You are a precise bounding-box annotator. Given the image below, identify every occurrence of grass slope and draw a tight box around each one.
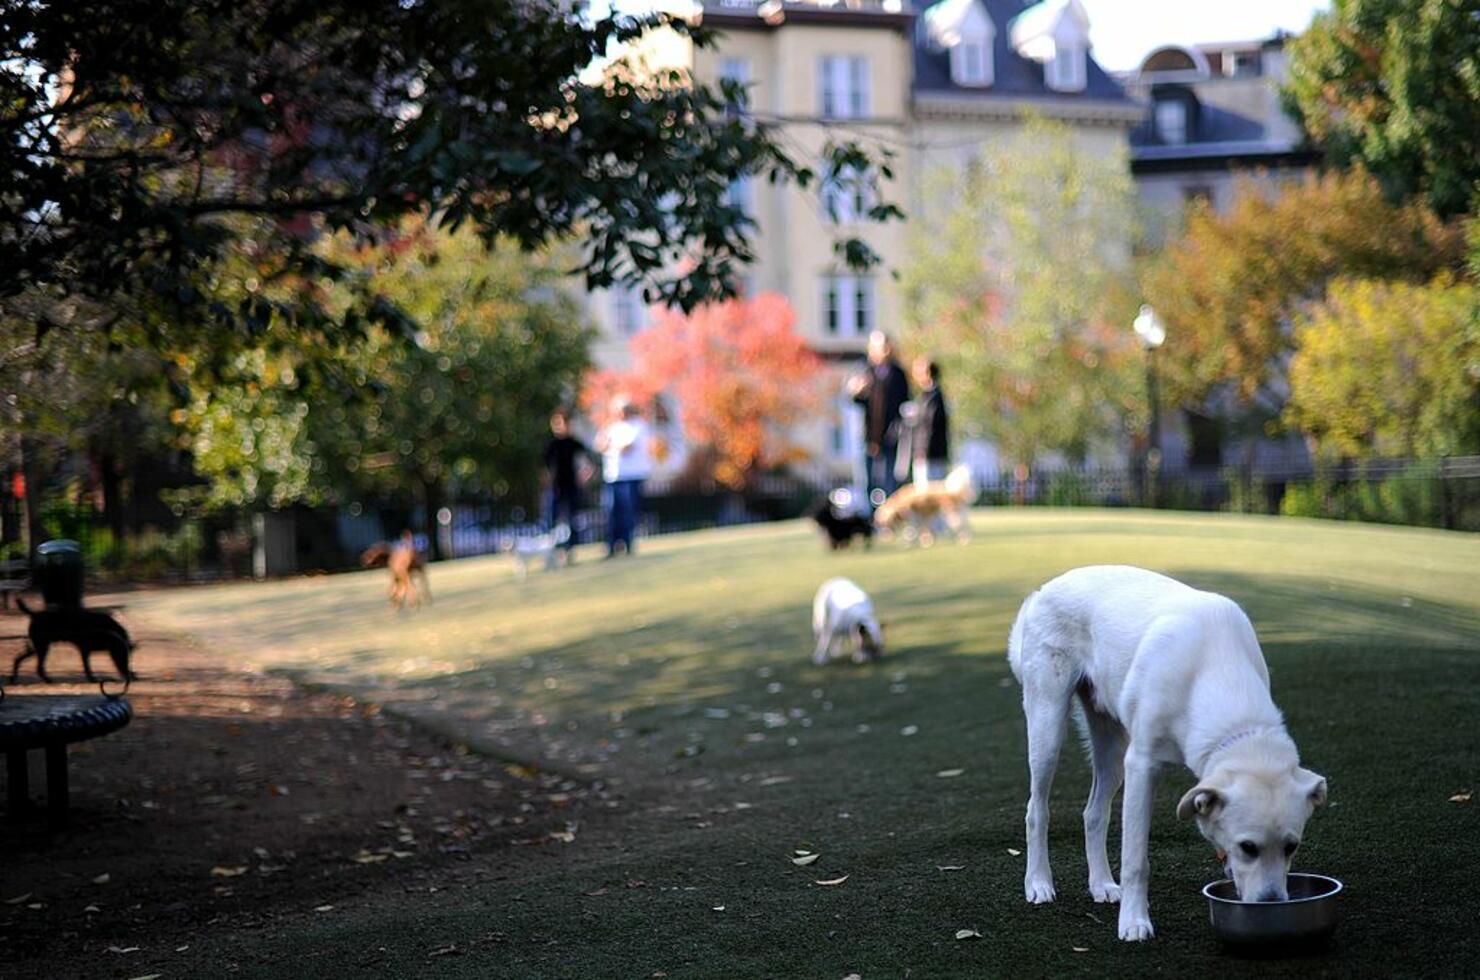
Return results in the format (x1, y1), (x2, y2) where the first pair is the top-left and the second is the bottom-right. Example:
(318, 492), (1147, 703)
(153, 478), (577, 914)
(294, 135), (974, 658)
(129, 510), (1480, 978)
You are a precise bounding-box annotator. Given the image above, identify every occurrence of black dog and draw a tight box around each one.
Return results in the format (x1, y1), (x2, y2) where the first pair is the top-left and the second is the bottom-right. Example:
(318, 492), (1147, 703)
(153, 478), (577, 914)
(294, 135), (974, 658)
(11, 598), (135, 685)
(811, 500), (874, 551)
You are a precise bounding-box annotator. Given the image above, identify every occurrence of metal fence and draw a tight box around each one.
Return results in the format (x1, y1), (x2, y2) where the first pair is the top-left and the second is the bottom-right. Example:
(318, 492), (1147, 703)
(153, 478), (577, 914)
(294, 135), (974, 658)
(9, 457), (1477, 584)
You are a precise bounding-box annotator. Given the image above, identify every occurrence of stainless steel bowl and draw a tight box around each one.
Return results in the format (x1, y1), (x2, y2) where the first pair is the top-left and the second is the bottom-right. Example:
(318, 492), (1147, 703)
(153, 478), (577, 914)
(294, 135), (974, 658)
(1203, 873), (1343, 952)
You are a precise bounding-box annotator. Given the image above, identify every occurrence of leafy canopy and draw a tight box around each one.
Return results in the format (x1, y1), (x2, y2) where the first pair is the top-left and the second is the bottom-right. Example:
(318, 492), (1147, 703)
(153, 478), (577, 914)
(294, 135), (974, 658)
(1, 0), (896, 351)
(900, 118), (1142, 466)
(1283, 0), (1480, 217)
(584, 294), (822, 489)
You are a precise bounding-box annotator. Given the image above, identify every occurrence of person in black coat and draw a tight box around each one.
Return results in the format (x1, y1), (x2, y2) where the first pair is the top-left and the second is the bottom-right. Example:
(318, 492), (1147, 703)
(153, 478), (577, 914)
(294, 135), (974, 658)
(896, 357), (951, 485)
(846, 331), (911, 507)
(542, 408), (590, 560)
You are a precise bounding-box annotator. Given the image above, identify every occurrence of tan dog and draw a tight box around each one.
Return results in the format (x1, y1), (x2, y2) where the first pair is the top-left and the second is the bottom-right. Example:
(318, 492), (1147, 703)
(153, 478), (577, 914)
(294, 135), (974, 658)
(873, 465), (975, 546)
(361, 531), (432, 609)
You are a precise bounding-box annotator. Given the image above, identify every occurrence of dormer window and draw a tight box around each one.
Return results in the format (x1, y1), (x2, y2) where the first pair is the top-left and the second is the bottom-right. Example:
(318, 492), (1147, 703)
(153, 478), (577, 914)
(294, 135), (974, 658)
(924, 0), (995, 88)
(1047, 43), (1085, 92)
(952, 35), (992, 86)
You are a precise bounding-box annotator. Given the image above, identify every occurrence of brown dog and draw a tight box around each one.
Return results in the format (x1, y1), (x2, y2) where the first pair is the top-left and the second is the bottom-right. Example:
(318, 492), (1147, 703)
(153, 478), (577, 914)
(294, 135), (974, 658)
(873, 466), (976, 546)
(361, 531), (431, 609)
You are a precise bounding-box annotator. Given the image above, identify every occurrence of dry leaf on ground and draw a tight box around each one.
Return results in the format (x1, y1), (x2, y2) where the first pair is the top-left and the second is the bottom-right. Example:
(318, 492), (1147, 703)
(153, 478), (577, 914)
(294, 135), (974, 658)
(92, 873), (111, 885)
(210, 866), (248, 877)
(955, 928), (982, 940)
(314, 904), (335, 913)
(937, 865), (965, 872)
(815, 875), (849, 886)
(936, 769), (964, 778)
(792, 853), (820, 866)
(1450, 791), (1472, 802)
(1072, 946), (1089, 952)
(1006, 848), (1021, 856)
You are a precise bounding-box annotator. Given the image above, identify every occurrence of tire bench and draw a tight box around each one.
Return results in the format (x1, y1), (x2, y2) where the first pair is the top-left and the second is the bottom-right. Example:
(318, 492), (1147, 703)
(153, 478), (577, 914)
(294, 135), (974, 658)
(1, 694), (132, 826)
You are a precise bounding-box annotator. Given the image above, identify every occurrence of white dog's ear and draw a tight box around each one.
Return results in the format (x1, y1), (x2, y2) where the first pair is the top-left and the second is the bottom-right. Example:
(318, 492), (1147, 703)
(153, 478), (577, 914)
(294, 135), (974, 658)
(1297, 768), (1328, 808)
(1176, 784), (1225, 821)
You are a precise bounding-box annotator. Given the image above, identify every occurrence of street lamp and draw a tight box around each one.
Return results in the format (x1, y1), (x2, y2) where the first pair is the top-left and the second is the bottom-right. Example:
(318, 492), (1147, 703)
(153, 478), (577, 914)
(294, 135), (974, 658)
(1133, 305), (1166, 507)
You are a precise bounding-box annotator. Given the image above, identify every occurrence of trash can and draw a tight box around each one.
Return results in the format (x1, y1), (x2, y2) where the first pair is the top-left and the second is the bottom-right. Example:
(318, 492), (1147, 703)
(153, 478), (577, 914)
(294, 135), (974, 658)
(34, 539), (84, 609)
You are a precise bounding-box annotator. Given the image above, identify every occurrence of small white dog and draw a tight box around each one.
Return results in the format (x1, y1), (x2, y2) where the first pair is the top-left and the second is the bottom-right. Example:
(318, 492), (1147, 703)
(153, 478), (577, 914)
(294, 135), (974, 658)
(507, 525), (571, 579)
(812, 578), (884, 665)
(1008, 565), (1327, 942)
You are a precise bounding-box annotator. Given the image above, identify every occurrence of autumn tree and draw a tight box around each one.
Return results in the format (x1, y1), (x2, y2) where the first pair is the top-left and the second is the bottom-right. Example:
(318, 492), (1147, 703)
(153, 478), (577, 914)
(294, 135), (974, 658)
(1287, 275), (1480, 459)
(584, 295), (822, 489)
(900, 118), (1143, 466)
(180, 220), (590, 555)
(1140, 168), (1464, 443)
(1284, 0), (1480, 218)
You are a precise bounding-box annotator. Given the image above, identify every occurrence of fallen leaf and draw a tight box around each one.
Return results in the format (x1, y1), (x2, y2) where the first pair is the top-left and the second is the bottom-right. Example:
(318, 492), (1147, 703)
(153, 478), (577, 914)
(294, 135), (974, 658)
(211, 866), (248, 878)
(1006, 848), (1021, 857)
(815, 875), (850, 886)
(430, 944), (460, 956)
(315, 904), (335, 913)
(791, 853), (821, 866)
(84, 904), (101, 913)
(844, 975), (863, 980)
(127, 975), (162, 980)
(354, 851), (389, 864)
(936, 769), (965, 778)
(175, 945), (190, 952)
(900, 725), (919, 736)
(26, 903), (43, 910)
(583, 888), (609, 897)
(1072, 946), (1090, 953)
(1450, 791), (1472, 803)
(712, 905), (726, 911)
(549, 830), (576, 843)
(5, 893), (32, 905)
(955, 928), (982, 940)
(92, 873), (111, 885)
(937, 865), (965, 872)
(107, 946), (141, 954)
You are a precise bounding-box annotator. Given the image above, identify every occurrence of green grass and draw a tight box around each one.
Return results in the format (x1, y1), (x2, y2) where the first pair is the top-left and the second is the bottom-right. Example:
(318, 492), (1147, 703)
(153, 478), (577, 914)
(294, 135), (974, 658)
(129, 510), (1480, 977)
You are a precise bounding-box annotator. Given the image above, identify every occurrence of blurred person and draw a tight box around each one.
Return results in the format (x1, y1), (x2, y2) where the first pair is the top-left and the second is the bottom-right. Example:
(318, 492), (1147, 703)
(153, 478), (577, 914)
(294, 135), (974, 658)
(596, 396), (652, 557)
(846, 331), (910, 509)
(896, 357), (951, 487)
(542, 408), (590, 563)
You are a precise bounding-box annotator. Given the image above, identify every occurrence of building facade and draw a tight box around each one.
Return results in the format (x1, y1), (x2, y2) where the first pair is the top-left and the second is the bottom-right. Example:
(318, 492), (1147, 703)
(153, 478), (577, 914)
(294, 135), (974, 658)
(589, 0), (1140, 482)
(1122, 34), (1321, 231)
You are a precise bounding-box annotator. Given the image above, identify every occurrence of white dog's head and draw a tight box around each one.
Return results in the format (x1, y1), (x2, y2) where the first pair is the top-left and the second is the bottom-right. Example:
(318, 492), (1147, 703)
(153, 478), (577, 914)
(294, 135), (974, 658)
(1178, 765), (1327, 902)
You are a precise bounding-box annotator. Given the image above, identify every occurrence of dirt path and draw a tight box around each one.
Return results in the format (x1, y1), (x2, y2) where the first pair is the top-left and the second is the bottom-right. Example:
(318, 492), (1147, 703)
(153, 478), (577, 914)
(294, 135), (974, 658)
(0, 608), (602, 978)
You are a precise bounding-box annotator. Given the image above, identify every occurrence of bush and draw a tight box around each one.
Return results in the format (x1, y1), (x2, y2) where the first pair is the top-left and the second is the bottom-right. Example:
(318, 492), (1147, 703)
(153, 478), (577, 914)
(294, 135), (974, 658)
(1278, 463), (1447, 528)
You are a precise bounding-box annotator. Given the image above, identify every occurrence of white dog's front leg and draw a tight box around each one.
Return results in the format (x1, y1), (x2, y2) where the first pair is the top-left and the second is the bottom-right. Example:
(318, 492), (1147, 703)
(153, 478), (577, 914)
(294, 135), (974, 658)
(812, 620), (835, 665)
(1117, 753), (1157, 940)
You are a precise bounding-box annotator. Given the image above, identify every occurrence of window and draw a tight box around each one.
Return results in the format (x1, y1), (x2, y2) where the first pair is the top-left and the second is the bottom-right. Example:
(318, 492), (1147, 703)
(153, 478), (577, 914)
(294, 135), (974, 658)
(822, 275), (874, 336)
(720, 58), (751, 118)
(818, 56), (870, 119)
(1227, 51), (1260, 77)
(952, 37), (992, 87)
(1046, 43), (1085, 92)
(611, 286), (645, 337)
(1155, 98), (1188, 144)
(821, 167), (872, 224)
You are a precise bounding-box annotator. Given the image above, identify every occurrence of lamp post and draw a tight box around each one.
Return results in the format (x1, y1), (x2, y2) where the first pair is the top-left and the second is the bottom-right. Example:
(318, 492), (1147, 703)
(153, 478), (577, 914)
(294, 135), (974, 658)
(1133, 304), (1166, 507)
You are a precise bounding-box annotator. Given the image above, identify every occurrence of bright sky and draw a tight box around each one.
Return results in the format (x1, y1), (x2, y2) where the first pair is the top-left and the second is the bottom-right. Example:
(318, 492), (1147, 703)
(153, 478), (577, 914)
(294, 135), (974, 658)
(1078, 0), (1330, 72)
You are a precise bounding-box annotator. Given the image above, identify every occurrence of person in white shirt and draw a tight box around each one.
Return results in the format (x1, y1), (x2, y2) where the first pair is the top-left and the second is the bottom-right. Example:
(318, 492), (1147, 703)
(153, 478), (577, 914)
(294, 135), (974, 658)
(596, 396), (652, 557)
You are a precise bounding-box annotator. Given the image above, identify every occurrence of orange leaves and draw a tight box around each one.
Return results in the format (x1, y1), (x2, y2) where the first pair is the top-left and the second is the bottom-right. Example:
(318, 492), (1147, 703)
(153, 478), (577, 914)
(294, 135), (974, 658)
(582, 294), (822, 487)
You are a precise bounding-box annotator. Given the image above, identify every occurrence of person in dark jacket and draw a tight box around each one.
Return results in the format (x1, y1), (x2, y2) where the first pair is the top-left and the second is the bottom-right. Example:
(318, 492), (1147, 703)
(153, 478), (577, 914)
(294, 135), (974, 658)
(542, 408), (590, 561)
(847, 330), (911, 508)
(896, 357), (951, 486)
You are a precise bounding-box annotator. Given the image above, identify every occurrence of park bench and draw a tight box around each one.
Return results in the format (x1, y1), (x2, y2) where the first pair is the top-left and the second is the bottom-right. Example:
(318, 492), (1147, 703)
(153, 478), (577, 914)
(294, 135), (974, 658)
(0, 559), (29, 611)
(0, 693), (132, 827)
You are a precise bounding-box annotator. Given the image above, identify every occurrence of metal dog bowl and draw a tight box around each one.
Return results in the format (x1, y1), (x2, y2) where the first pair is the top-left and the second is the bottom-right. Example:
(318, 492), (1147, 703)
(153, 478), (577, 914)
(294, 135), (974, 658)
(1203, 873), (1342, 952)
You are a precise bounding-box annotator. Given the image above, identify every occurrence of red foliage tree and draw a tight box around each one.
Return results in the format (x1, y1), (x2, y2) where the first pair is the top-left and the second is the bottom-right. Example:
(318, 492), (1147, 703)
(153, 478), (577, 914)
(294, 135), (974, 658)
(583, 294), (823, 488)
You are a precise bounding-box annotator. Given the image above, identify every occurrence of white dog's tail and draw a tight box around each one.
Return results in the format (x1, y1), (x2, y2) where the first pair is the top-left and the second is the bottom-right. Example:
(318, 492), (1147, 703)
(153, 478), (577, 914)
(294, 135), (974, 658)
(945, 464), (976, 502)
(1007, 589), (1039, 684)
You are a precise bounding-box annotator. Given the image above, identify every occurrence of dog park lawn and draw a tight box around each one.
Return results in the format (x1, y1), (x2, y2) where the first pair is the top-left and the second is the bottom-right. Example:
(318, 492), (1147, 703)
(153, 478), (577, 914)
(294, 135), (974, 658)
(119, 510), (1479, 977)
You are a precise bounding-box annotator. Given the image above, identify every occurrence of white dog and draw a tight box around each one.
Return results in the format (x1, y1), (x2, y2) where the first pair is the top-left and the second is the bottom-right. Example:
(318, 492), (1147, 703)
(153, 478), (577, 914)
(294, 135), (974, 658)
(1008, 565), (1327, 941)
(812, 578), (884, 665)
(507, 524), (571, 579)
